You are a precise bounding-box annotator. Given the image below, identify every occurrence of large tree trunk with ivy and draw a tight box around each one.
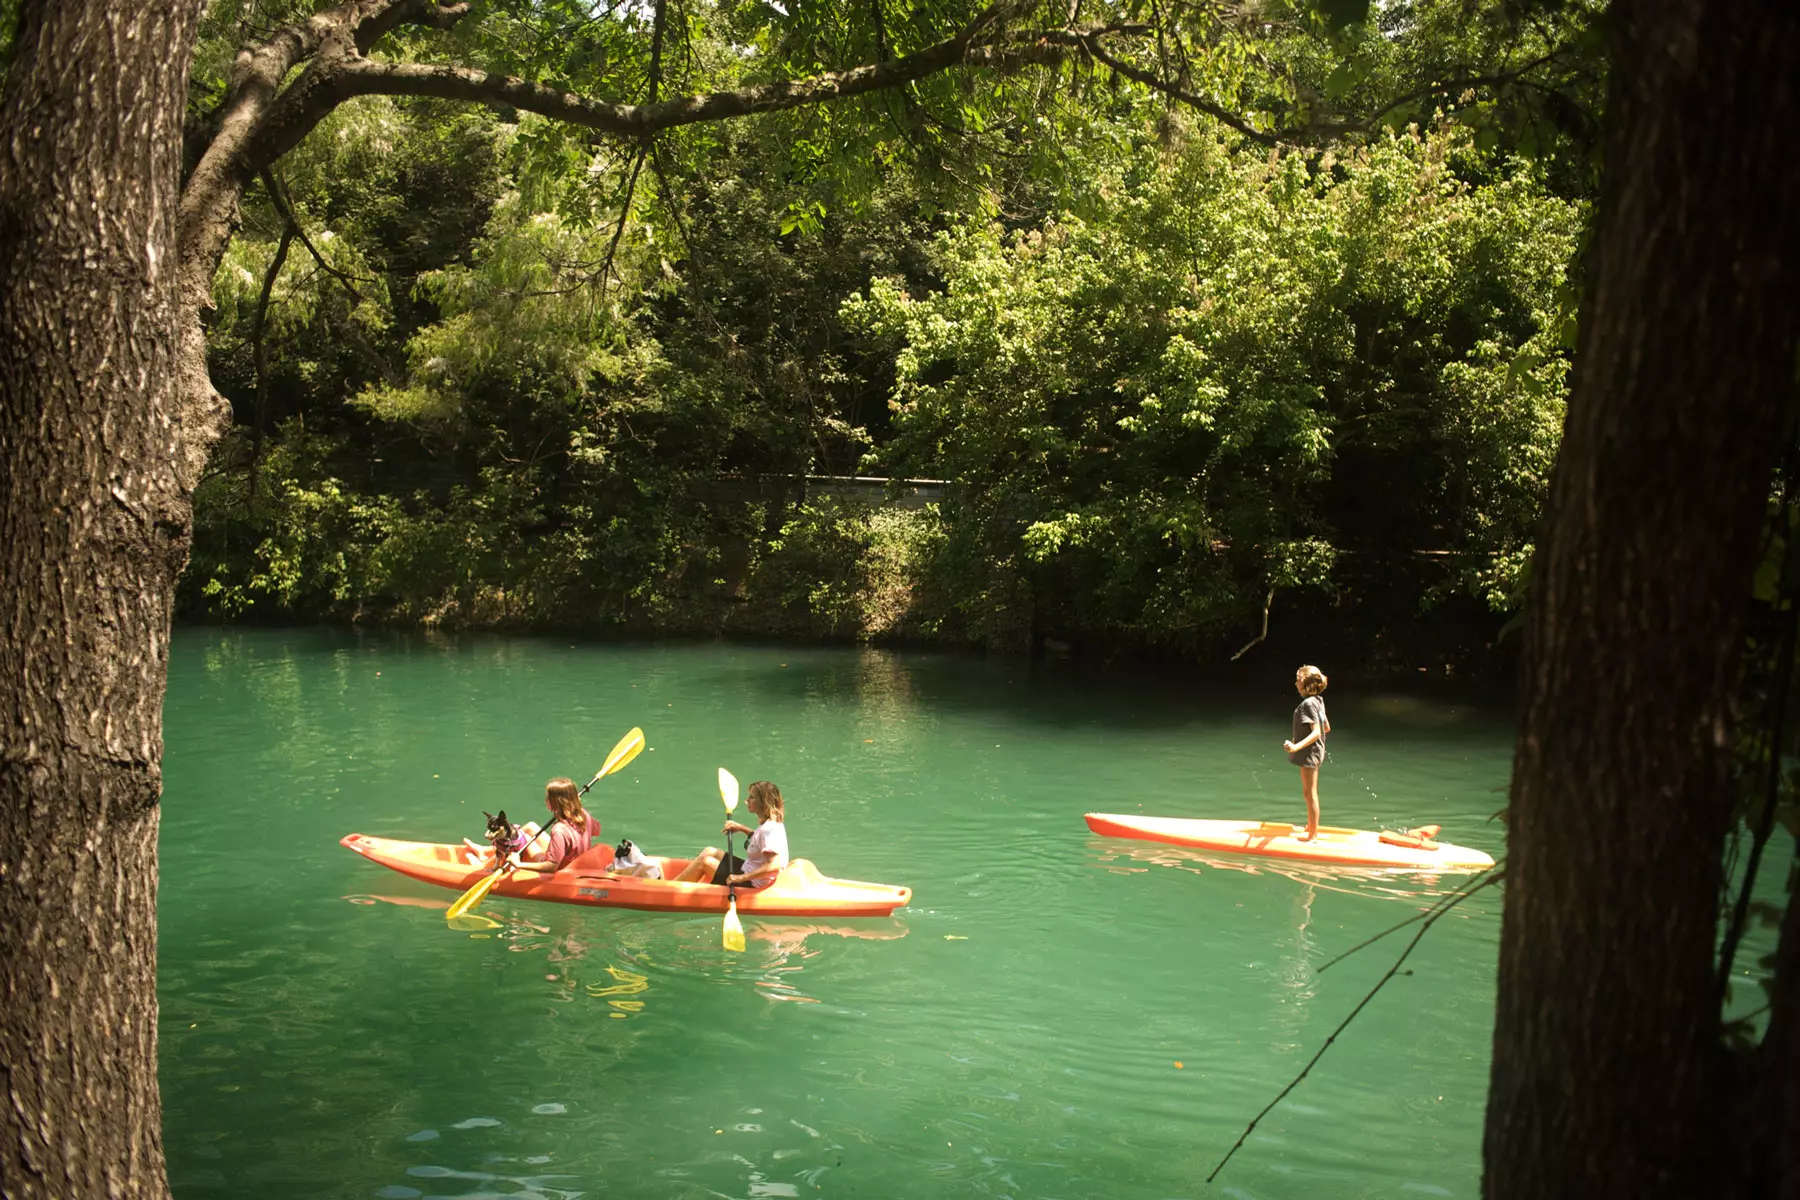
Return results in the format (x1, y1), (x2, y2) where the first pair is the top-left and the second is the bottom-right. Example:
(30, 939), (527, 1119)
(1483, 1), (1800, 1196)
(0, 2), (208, 1195)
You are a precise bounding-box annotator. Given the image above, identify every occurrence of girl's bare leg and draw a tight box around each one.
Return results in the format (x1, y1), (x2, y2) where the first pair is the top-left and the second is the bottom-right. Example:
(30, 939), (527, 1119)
(673, 848), (722, 883)
(1299, 767), (1320, 840)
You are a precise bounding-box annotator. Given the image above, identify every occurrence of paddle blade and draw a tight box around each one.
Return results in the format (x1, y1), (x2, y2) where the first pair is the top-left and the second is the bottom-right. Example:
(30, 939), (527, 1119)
(602, 727), (646, 777)
(584, 727), (647, 793)
(723, 894), (746, 953)
(446, 869), (503, 921)
(718, 767), (739, 814)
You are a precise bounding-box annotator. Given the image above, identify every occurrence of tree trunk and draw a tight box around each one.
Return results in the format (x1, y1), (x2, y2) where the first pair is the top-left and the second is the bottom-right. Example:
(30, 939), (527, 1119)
(1484, 1), (1800, 1197)
(0, 2), (207, 1196)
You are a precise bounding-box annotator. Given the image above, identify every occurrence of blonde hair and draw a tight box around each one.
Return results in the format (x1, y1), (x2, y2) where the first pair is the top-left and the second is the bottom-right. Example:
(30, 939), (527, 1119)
(747, 780), (785, 822)
(1296, 665), (1329, 696)
(544, 777), (589, 829)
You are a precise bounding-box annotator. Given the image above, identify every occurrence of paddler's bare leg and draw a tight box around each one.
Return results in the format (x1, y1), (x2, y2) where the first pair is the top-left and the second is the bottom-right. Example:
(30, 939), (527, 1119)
(673, 847), (723, 883)
(1299, 767), (1321, 840)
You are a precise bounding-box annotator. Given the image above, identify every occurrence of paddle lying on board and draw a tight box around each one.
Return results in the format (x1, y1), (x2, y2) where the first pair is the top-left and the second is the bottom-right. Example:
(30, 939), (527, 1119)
(445, 726), (647, 922)
(719, 766), (746, 953)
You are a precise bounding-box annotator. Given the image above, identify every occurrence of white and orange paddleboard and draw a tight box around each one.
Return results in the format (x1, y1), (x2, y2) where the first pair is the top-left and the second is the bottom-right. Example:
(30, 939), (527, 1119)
(1084, 813), (1495, 872)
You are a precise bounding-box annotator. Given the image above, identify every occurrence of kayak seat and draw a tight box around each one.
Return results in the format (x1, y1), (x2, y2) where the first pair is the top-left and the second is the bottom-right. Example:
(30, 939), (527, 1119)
(567, 843), (617, 873)
(777, 859), (824, 888)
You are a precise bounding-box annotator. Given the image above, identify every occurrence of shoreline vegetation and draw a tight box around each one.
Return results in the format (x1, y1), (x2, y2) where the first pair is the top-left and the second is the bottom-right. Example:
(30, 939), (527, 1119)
(178, 480), (1518, 689)
(184, 119), (1580, 687)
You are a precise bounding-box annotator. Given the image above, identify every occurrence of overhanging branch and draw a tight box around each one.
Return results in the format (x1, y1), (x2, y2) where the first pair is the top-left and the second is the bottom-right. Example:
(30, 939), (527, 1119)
(1080, 28), (1277, 144)
(244, 4), (1138, 173)
(333, 25), (1074, 136)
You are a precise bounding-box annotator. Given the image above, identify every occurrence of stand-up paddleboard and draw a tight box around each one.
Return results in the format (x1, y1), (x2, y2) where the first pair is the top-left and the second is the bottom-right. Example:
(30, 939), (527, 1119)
(1084, 813), (1496, 872)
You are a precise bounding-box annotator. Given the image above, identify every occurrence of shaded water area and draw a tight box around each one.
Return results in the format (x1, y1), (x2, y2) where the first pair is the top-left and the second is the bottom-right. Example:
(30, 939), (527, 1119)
(161, 628), (1515, 1199)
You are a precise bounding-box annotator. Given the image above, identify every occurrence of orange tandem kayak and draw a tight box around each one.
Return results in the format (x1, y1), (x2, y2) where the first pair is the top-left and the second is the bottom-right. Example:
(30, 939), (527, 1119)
(1084, 813), (1496, 872)
(340, 834), (912, 917)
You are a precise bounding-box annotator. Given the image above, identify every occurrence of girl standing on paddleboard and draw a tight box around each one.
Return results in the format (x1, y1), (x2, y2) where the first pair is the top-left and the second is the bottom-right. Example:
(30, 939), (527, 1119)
(1283, 666), (1331, 841)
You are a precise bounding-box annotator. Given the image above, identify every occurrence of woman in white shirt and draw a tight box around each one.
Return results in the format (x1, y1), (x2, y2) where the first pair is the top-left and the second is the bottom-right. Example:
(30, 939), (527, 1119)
(672, 780), (789, 888)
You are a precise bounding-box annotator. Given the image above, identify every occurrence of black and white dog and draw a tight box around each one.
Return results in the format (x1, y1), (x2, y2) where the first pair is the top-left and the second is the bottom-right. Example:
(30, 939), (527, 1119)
(612, 837), (663, 879)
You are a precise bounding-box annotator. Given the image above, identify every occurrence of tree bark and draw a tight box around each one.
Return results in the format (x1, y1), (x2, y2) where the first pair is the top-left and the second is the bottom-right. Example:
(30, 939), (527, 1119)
(1484, 1), (1800, 1197)
(0, 2), (207, 1197)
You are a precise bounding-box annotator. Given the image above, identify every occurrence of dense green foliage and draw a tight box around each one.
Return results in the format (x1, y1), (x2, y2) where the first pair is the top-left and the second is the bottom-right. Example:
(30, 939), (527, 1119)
(182, 0), (1596, 665)
(852, 121), (1579, 653)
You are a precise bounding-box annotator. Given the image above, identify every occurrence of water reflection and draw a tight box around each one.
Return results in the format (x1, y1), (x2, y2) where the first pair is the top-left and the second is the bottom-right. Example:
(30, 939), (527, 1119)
(342, 892), (909, 1014)
(1086, 839), (1500, 913)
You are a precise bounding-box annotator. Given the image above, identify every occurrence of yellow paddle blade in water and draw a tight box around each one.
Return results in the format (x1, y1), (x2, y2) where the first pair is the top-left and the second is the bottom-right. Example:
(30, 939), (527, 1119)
(445, 868), (503, 921)
(723, 893), (746, 953)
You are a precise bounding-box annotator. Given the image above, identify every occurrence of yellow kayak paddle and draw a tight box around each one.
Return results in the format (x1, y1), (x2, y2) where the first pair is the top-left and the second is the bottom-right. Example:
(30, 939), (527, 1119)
(445, 726), (647, 923)
(719, 766), (746, 953)
(583, 726), (646, 797)
(444, 864), (505, 921)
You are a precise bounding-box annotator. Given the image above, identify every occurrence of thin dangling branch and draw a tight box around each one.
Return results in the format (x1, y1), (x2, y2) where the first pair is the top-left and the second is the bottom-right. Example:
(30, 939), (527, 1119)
(1315, 865), (1504, 975)
(1715, 449), (1800, 1010)
(247, 219), (295, 510)
(1207, 870), (1503, 1183)
(1229, 588), (1274, 661)
(596, 0), (666, 293)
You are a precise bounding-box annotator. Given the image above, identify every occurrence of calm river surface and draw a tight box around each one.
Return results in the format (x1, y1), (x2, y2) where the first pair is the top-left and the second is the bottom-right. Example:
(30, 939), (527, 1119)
(160, 627), (1513, 1199)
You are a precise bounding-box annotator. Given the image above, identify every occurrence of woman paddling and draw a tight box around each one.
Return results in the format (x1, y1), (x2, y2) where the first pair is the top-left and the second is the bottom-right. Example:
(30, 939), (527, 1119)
(510, 777), (607, 873)
(672, 780), (788, 889)
(1282, 665), (1331, 841)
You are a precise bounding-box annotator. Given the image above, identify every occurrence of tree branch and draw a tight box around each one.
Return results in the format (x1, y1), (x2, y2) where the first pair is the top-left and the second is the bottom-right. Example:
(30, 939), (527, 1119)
(1716, 468), (1800, 1010)
(354, 0), (470, 54)
(1079, 28), (1276, 144)
(1340, 46), (1578, 139)
(179, 0), (478, 319)
(247, 10), (1111, 172)
(260, 170), (370, 302)
(597, 147), (649, 294)
(248, 220), (295, 509)
(1315, 866), (1504, 974)
(1229, 587), (1275, 661)
(1208, 870), (1504, 1182)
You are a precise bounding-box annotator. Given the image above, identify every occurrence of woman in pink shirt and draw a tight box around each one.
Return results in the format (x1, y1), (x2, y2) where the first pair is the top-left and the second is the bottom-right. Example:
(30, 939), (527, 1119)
(510, 777), (602, 873)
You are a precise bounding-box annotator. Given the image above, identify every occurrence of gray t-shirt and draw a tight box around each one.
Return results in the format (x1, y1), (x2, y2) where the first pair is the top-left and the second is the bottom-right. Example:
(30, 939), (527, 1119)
(1288, 695), (1327, 767)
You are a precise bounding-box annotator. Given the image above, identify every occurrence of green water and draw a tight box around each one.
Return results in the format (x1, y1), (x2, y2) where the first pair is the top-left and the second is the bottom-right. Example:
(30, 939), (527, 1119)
(161, 628), (1514, 1200)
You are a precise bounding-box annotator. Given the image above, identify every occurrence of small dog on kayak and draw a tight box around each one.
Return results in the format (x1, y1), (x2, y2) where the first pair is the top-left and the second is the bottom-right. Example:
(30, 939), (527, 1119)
(462, 810), (540, 865)
(612, 837), (663, 879)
